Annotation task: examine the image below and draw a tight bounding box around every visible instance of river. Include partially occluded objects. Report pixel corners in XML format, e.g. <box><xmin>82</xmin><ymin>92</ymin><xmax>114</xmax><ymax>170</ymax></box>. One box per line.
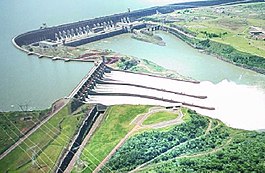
<box><xmin>0</xmin><ymin>0</ymin><xmax>188</xmax><ymax>111</ymax></box>
<box><xmin>88</xmin><ymin>32</ymin><xmax>265</xmax><ymax>130</ymax></box>
<box><xmin>1</xmin><ymin>0</ymin><xmax>265</xmax><ymax>130</ymax></box>
<box><xmin>88</xmin><ymin>32</ymin><xmax>265</xmax><ymax>88</ymax></box>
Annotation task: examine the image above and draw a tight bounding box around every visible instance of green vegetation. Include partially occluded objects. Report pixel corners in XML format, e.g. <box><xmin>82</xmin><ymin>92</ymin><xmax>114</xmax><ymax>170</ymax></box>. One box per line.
<box><xmin>145</xmin><ymin>2</ymin><xmax>265</xmax><ymax>74</ymax></box>
<box><xmin>100</xmin><ymin>109</ymin><xmax>209</xmax><ymax>172</ymax></box>
<box><xmin>72</xmin><ymin>105</ymin><xmax>150</xmax><ymax>173</ymax></box>
<box><xmin>131</xmin><ymin>29</ymin><xmax>166</xmax><ymax>46</ymax></box>
<box><xmin>110</xmin><ymin>56</ymin><xmax>190</xmax><ymax>80</ymax></box>
<box><xmin>140</xmin><ymin>59</ymin><xmax>164</xmax><ymax>72</ymax></box>
<box><xmin>0</xmin><ymin>109</ymin><xmax>50</xmax><ymax>154</ymax></box>
<box><xmin>0</xmin><ymin>103</ymin><xmax>89</xmax><ymax>173</ymax></box>
<box><xmin>195</xmin><ymin>38</ymin><xmax>265</xmax><ymax>74</ymax></box>
<box><xmin>22</xmin><ymin>44</ymin><xmax>111</xmax><ymax>60</ymax></box>
<box><xmin>139</xmin><ymin>132</ymin><xmax>265</xmax><ymax>172</ymax></box>
<box><xmin>143</xmin><ymin>111</ymin><xmax>179</xmax><ymax>125</ymax></box>
<box><xmin>98</xmin><ymin>108</ymin><xmax>265</xmax><ymax>173</ymax></box>
<box><xmin>116</xmin><ymin>57</ymin><xmax>140</xmax><ymax>70</ymax></box>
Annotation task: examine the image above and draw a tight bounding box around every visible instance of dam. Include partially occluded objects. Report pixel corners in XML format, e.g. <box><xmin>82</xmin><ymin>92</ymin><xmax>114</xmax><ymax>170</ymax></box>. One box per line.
<box><xmin>9</xmin><ymin>0</ymin><xmax>265</xmax><ymax>130</ymax></box>
<box><xmin>12</xmin><ymin>0</ymin><xmax>256</xmax><ymax>52</ymax></box>
<box><xmin>67</xmin><ymin>57</ymin><xmax>214</xmax><ymax>111</ymax></box>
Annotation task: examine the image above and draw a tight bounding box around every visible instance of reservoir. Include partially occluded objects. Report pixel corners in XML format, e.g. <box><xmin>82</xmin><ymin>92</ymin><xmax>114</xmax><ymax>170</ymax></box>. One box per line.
<box><xmin>1</xmin><ymin>0</ymin><xmax>265</xmax><ymax>117</ymax></box>
<box><xmin>0</xmin><ymin>0</ymin><xmax>175</xmax><ymax>111</ymax></box>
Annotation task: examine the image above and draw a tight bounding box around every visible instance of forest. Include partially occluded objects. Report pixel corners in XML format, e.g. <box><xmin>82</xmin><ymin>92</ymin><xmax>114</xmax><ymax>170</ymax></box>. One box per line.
<box><xmin>100</xmin><ymin>109</ymin><xmax>265</xmax><ymax>173</ymax></box>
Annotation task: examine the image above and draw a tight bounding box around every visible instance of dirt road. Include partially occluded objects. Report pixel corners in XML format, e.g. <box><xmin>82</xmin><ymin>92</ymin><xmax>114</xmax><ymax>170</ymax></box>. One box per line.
<box><xmin>93</xmin><ymin>107</ymin><xmax>183</xmax><ymax>173</ymax></box>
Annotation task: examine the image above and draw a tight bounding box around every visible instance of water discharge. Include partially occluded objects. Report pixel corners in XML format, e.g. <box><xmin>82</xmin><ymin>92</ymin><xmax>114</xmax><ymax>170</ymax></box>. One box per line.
<box><xmin>198</xmin><ymin>80</ymin><xmax>265</xmax><ymax>130</ymax></box>
<box><xmin>0</xmin><ymin>0</ymin><xmax>174</xmax><ymax>111</ymax></box>
<box><xmin>89</xmin><ymin>71</ymin><xmax>265</xmax><ymax>130</ymax></box>
<box><xmin>88</xmin><ymin>32</ymin><xmax>265</xmax><ymax>130</ymax></box>
<box><xmin>1</xmin><ymin>0</ymin><xmax>265</xmax><ymax>130</ymax></box>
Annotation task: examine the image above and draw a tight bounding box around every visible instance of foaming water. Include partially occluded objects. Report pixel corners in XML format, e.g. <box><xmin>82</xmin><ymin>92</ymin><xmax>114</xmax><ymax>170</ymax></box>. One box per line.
<box><xmin>88</xmin><ymin>32</ymin><xmax>265</xmax><ymax>88</ymax></box>
<box><xmin>197</xmin><ymin>80</ymin><xmax>265</xmax><ymax>130</ymax></box>
<box><xmin>88</xmin><ymin>31</ymin><xmax>265</xmax><ymax>130</ymax></box>
<box><xmin>88</xmin><ymin>71</ymin><xmax>265</xmax><ymax>130</ymax></box>
<box><xmin>1</xmin><ymin>0</ymin><xmax>265</xmax><ymax>130</ymax></box>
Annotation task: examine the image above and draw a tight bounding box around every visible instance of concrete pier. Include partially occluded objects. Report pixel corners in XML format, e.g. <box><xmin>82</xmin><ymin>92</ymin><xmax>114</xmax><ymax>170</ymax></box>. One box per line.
<box><xmin>68</xmin><ymin>60</ymin><xmax>108</xmax><ymax>102</ymax></box>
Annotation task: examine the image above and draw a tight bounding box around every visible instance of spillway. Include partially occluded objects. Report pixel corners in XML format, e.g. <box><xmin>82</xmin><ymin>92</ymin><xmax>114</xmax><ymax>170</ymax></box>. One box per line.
<box><xmin>85</xmin><ymin>70</ymin><xmax>265</xmax><ymax>130</ymax></box>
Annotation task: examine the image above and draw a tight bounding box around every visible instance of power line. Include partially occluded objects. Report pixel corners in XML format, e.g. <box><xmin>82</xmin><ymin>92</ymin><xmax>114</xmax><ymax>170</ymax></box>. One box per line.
<box><xmin>27</xmin><ymin>145</ymin><xmax>38</xmax><ymax>167</ymax></box>
<box><xmin>1</xmin><ymin>127</ymin><xmax>47</xmax><ymax>173</ymax></box>
<box><xmin>30</xmin><ymin>109</ymin><xmax>114</xmax><ymax>172</ymax></box>
<box><xmin>28</xmin><ymin>119</ymin><xmax>94</xmax><ymax>173</ymax></box>
<box><xmin>30</xmin><ymin>111</ymin><xmax>113</xmax><ymax>173</ymax></box>
<box><xmin>2</xmin><ymin>114</ymin><xmax>64</xmax><ymax>173</ymax></box>
<box><xmin>2</xmin><ymin>105</ymin><xmax>113</xmax><ymax>173</ymax></box>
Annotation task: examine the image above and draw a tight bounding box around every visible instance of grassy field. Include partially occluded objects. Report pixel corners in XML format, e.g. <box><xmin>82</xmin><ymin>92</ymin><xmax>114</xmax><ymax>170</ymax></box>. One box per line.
<box><xmin>101</xmin><ymin>108</ymin><xmax>210</xmax><ymax>172</ymax></box>
<box><xmin>0</xmin><ymin>103</ymin><xmax>89</xmax><ymax>173</ymax></box>
<box><xmin>109</xmin><ymin>56</ymin><xmax>188</xmax><ymax>80</ymax></box>
<box><xmin>145</xmin><ymin>2</ymin><xmax>265</xmax><ymax>58</ymax></box>
<box><xmin>142</xmin><ymin>2</ymin><xmax>265</xmax><ymax>74</ymax></box>
<box><xmin>172</xmin><ymin>2</ymin><xmax>265</xmax><ymax>57</ymax></box>
<box><xmin>0</xmin><ymin>109</ymin><xmax>50</xmax><ymax>155</ymax></box>
<box><xmin>72</xmin><ymin>105</ymin><xmax>150</xmax><ymax>173</ymax></box>
<box><xmin>142</xmin><ymin>111</ymin><xmax>179</xmax><ymax>125</ymax></box>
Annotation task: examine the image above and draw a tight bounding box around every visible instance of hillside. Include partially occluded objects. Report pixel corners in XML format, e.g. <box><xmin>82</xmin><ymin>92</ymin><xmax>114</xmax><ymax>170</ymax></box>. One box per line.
<box><xmin>98</xmin><ymin>108</ymin><xmax>265</xmax><ymax>173</ymax></box>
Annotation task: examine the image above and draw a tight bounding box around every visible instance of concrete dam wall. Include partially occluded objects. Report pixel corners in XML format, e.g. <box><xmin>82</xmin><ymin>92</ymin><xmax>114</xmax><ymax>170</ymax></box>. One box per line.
<box><xmin>12</xmin><ymin>0</ymin><xmax>249</xmax><ymax>48</ymax></box>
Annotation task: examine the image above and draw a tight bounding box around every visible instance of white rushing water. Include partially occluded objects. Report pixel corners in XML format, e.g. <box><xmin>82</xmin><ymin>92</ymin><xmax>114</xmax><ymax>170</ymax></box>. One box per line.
<box><xmin>0</xmin><ymin>0</ymin><xmax>194</xmax><ymax>111</ymax></box>
<box><xmin>87</xmin><ymin>71</ymin><xmax>265</xmax><ymax>130</ymax></box>
<box><xmin>1</xmin><ymin>0</ymin><xmax>265</xmax><ymax>130</ymax></box>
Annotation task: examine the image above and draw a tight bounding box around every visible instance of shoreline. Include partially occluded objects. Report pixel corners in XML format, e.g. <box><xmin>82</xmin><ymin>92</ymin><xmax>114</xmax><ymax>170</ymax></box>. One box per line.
<box><xmin>5</xmin><ymin>1</ymin><xmax>264</xmax><ymax>128</ymax></box>
<box><xmin>6</xmin><ymin>28</ymin><xmax>265</xmax><ymax>117</ymax></box>
<box><xmin>164</xmin><ymin>26</ymin><xmax>265</xmax><ymax>76</ymax></box>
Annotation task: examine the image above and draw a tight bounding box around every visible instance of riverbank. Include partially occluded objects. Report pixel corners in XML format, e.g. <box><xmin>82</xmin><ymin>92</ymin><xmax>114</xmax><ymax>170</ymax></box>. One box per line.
<box><xmin>143</xmin><ymin>2</ymin><xmax>265</xmax><ymax>75</ymax></box>
<box><xmin>105</xmin><ymin>55</ymin><xmax>195</xmax><ymax>81</ymax></box>
<box><xmin>162</xmin><ymin>24</ymin><xmax>265</xmax><ymax>75</ymax></box>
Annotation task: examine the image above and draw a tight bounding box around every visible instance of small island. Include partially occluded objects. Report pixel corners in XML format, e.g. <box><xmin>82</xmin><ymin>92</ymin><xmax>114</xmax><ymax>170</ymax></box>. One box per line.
<box><xmin>1</xmin><ymin>0</ymin><xmax>265</xmax><ymax>173</ymax></box>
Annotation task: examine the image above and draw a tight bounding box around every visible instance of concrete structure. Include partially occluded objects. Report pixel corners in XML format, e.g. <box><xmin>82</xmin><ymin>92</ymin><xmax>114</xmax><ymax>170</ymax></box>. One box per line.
<box><xmin>68</xmin><ymin>59</ymin><xmax>110</xmax><ymax>101</ymax></box>
<box><xmin>39</xmin><ymin>40</ymin><xmax>58</xmax><ymax>48</ymax></box>
<box><xmin>56</xmin><ymin>104</ymin><xmax>106</xmax><ymax>173</ymax></box>
<box><xmin>12</xmin><ymin>0</ymin><xmax>254</xmax><ymax>51</ymax></box>
<box><xmin>67</xmin><ymin>59</ymin><xmax>214</xmax><ymax>111</ymax></box>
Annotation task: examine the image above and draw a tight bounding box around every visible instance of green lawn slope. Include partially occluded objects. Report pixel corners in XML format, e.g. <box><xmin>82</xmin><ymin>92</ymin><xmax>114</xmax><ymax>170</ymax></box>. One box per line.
<box><xmin>99</xmin><ymin>108</ymin><xmax>265</xmax><ymax>173</ymax></box>
<box><xmin>0</xmin><ymin>103</ymin><xmax>88</xmax><ymax>173</ymax></box>
<box><xmin>143</xmin><ymin>111</ymin><xmax>179</xmax><ymax>125</ymax></box>
<box><xmin>144</xmin><ymin>2</ymin><xmax>265</xmax><ymax>74</ymax></box>
<box><xmin>72</xmin><ymin>105</ymin><xmax>150</xmax><ymax>173</ymax></box>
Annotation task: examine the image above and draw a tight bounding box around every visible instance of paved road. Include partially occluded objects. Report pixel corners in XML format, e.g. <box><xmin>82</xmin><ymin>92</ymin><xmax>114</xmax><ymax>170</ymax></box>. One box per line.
<box><xmin>0</xmin><ymin>98</ymin><xmax>68</xmax><ymax>160</ymax></box>
<box><xmin>144</xmin><ymin>110</ymin><xmax>184</xmax><ymax>129</ymax></box>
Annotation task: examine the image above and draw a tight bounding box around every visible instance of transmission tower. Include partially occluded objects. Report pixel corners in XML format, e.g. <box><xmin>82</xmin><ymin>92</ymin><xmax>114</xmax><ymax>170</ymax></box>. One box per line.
<box><xmin>27</xmin><ymin>145</ymin><xmax>39</xmax><ymax>167</ymax></box>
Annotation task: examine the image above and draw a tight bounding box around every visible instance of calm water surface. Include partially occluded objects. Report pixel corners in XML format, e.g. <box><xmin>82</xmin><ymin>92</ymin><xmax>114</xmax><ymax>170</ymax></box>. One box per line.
<box><xmin>88</xmin><ymin>32</ymin><xmax>265</xmax><ymax>88</ymax></box>
<box><xmin>1</xmin><ymin>0</ymin><xmax>265</xmax><ymax>112</ymax></box>
<box><xmin>88</xmin><ymin>32</ymin><xmax>265</xmax><ymax>130</ymax></box>
<box><xmin>0</xmin><ymin>0</ymin><xmax>172</xmax><ymax>111</ymax></box>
